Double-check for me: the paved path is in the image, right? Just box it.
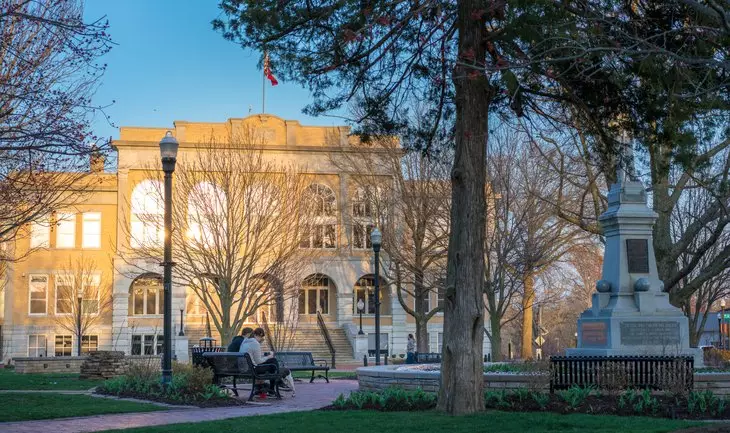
[0,380,357,433]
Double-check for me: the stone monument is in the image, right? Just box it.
[567,137,702,364]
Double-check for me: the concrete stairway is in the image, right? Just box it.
[280,326,359,368]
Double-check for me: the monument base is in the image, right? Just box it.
[568,313,703,366]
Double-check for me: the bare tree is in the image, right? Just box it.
[0,1,113,258]
[120,131,318,344]
[332,134,452,353]
[52,257,113,356]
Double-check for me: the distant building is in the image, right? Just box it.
[0,114,490,363]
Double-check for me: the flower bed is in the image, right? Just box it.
[95,362,242,407]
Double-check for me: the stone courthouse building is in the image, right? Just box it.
[0,114,490,364]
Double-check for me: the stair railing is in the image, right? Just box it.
[316,311,336,368]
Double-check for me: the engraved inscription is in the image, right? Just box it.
[626,239,649,273]
[581,321,608,347]
[620,321,680,346]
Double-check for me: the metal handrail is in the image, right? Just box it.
[316,311,336,368]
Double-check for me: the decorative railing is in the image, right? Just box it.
[317,311,336,369]
[549,355,694,393]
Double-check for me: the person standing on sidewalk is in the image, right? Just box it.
[406,334,416,364]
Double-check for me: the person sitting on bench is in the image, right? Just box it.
[227,327,253,352]
[240,328,295,397]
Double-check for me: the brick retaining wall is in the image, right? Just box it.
[14,355,162,374]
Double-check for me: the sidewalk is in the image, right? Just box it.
[0,380,358,433]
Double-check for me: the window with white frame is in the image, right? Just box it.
[82,212,102,248]
[56,212,76,248]
[55,274,74,315]
[28,335,47,357]
[29,274,48,315]
[352,187,375,249]
[82,274,101,314]
[81,335,98,354]
[129,276,163,316]
[55,335,72,356]
[299,274,331,315]
[300,184,337,249]
[187,182,226,247]
[131,334,164,355]
[130,180,164,248]
[30,217,50,248]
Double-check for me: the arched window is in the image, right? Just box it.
[129,275,163,316]
[351,187,379,249]
[299,274,335,315]
[353,275,390,315]
[130,180,164,248]
[188,182,226,245]
[300,183,337,249]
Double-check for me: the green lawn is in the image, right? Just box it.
[0,368,103,390]
[105,410,700,433]
[0,393,164,422]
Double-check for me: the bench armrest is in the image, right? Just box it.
[312,359,329,368]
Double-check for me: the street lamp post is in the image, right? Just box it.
[159,131,179,387]
[718,312,722,349]
[370,227,382,366]
[179,308,185,337]
[77,295,83,356]
[720,299,725,349]
[357,299,365,335]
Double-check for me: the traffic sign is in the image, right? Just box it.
[535,335,545,346]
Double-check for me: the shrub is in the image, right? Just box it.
[483,361,549,374]
[654,359,693,397]
[687,390,722,416]
[97,361,230,405]
[558,385,594,409]
[484,390,512,409]
[332,387,437,411]
[703,348,730,368]
[531,391,550,410]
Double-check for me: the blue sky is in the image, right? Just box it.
[85,1,338,142]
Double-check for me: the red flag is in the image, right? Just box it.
[263,52,278,86]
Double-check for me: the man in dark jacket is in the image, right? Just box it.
[227,327,253,352]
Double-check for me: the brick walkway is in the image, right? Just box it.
[0,380,358,433]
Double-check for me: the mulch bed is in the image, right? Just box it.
[94,389,246,408]
[488,393,730,420]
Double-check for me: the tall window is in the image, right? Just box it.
[55,274,74,315]
[82,274,101,314]
[56,212,76,248]
[129,276,163,316]
[353,276,391,315]
[55,335,72,356]
[300,184,337,249]
[188,182,226,246]
[29,274,48,315]
[81,336,99,354]
[30,217,50,248]
[28,335,47,357]
[131,334,163,355]
[130,180,164,248]
[82,212,102,248]
[299,274,331,315]
[352,187,377,249]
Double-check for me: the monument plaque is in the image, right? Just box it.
[626,239,649,273]
[620,321,680,346]
[581,321,608,347]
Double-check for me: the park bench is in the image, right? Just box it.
[277,351,330,383]
[549,355,694,393]
[203,352,283,401]
[414,352,442,363]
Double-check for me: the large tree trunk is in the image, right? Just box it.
[490,313,502,361]
[437,0,490,415]
[415,318,429,354]
[521,273,535,359]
